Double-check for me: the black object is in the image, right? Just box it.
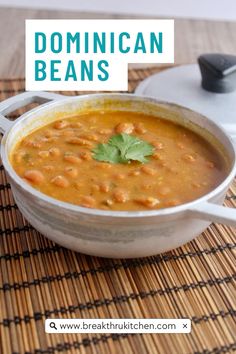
[198,53,236,93]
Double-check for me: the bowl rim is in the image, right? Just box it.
[1,92,236,218]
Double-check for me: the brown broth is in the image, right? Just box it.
[10,111,228,211]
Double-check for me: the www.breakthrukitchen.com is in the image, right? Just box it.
[45,319,191,333]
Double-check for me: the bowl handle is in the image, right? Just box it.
[188,202,236,227]
[0,91,65,134]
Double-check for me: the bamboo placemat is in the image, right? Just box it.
[0,67,236,354]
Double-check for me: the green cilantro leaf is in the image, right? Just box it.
[92,143,121,164]
[125,141,153,163]
[109,133,141,158]
[92,133,154,164]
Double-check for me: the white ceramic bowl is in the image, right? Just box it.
[0,92,236,258]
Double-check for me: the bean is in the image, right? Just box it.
[64,166,78,178]
[61,129,75,137]
[103,199,113,206]
[66,137,93,147]
[15,151,26,163]
[176,142,185,149]
[134,122,147,134]
[91,184,100,192]
[23,139,35,147]
[54,120,69,129]
[49,147,61,157]
[141,166,157,176]
[115,122,134,134]
[192,182,201,188]
[70,122,83,128]
[98,128,113,135]
[166,166,177,173]
[51,175,69,188]
[157,155,164,161]
[79,133,99,142]
[135,197,160,208]
[75,182,83,190]
[129,170,141,176]
[44,130,54,138]
[24,139,42,149]
[113,189,129,203]
[206,161,215,168]
[42,165,54,172]
[80,196,96,208]
[96,162,112,169]
[24,170,45,184]
[38,151,49,158]
[40,138,49,143]
[114,173,126,180]
[80,151,92,161]
[159,186,171,196]
[183,154,196,162]
[152,141,164,150]
[152,152,160,160]
[45,137,58,143]
[88,117,97,124]
[64,154,82,164]
[160,161,167,167]
[32,141,42,149]
[167,199,181,207]
[100,182,110,193]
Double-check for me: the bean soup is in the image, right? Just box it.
[10,111,228,211]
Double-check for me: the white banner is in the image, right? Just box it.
[25,19,174,91]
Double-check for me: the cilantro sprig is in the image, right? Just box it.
[92,133,154,164]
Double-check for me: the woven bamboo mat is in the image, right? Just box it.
[0,67,236,354]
